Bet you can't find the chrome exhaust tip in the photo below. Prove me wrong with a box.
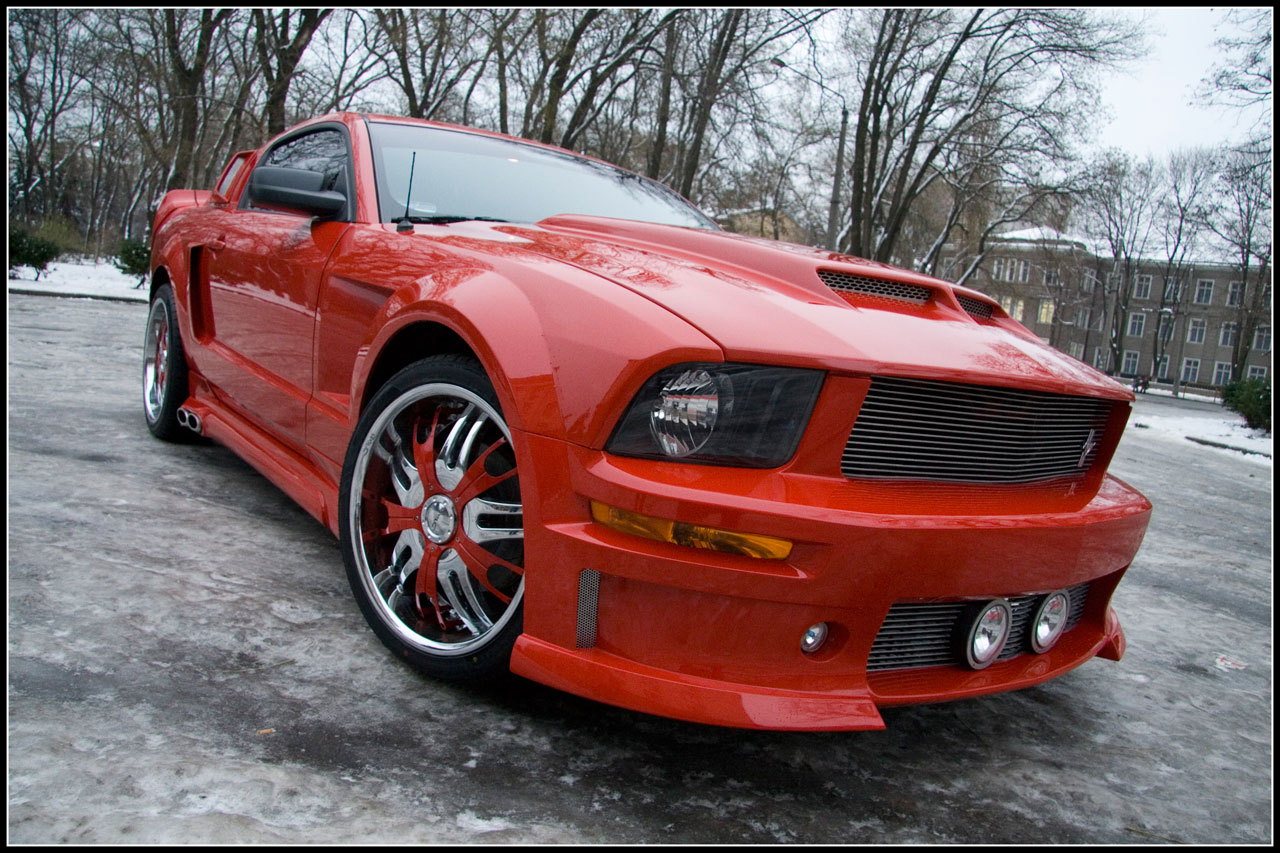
[177,407,202,435]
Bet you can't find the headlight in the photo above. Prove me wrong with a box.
[607,362,824,467]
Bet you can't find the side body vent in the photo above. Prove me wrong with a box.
[956,294,994,319]
[818,270,932,304]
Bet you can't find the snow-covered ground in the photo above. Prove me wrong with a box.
[1126,398,1272,463]
[8,257,149,302]
[9,257,1272,462]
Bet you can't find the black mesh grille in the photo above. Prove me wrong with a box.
[842,376,1115,483]
[867,584,1090,671]
[956,294,994,319]
[818,270,932,304]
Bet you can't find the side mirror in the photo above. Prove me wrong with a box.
[247,166,346,218]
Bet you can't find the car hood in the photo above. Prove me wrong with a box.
[445,214,1130,400]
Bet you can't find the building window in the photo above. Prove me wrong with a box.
[1213,362,1233,386]
[1254,325,1271,351]
[1122,351,1140,375]
[1228,280,1244,306]
[991,258,1004,280]
[1044,268,1059,287]
[1220,322,1238,347]
[1158,313,1174,342]
[1163,277,1182,302]
[1187,318,1206,344]
[1133,275,1151,299]
[1127,313,1145,337]
[1076,307,1090,327]
[1015,260,1029,283]
[1247,364,1268,379]
[999,295,1024,321]
[1195,279,1214,304]
[1157,354,1169,380]
[1181,358,1200,383]
[1094,348,1109,370]
[1038,301,1055,325]
[941,257,956,279]
[1069,342,1085,359]
[1081,270,1097,293]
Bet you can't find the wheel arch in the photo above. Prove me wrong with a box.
[358,320,478,414]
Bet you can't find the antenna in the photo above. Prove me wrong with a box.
[396,151,417,233]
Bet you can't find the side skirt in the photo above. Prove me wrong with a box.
[179,394,341,536]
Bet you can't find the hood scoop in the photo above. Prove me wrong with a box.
[817,269,932,305]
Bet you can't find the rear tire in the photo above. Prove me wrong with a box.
[142,284,190,441]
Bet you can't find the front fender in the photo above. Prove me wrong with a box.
[354,254,723,447]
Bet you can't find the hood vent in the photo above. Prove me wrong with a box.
[817,270,931,304]
[956,295,994,319]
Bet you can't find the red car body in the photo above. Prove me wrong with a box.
[146,113,1150,730]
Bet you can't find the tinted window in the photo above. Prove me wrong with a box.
[368,122,716,230]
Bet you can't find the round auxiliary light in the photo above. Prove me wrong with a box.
[801,622,829,655]
[1030,590,1071,653]
[649,368,732,457]
[965,600,1012,670]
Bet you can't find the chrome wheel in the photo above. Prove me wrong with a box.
[143,296,171,424]
[347,380,523,659]
[141,284,189,441]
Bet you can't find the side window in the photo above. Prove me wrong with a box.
[215,153,250,198]
[246,127,352,216]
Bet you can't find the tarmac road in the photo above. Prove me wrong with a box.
[7,293,1272,843]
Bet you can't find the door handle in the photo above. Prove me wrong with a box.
[207,238,226,252]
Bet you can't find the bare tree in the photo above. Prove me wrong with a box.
[1150,148,1216,392]
[252,9,332,135]
[835,8,1141,269]
[1204,150,1273,380]
[1079,151,1159,374]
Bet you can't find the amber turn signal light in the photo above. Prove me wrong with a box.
[590,500,793,560]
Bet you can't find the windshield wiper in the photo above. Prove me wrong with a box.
[401,215,511,224]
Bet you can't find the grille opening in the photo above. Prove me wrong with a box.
[956,294,994,319]
[843,376,1115,484]
[868,584,1090,671]
[817,270,932,304]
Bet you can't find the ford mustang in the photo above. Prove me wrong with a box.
[143,113,1151,730]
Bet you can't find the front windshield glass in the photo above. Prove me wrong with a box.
[367,121,718,230]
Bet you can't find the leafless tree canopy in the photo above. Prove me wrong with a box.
[6,5,1270,333]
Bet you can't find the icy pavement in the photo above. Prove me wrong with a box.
[7,286,1272,844]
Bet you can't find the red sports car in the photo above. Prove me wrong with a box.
[144,113,1150,730]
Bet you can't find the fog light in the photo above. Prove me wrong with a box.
[801,622,829,655]
[965,600,1012,669]
[1030,590,1071,653]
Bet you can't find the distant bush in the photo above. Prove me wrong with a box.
[1222,377,1271,432]
[116,238,150,286]
[32,216,84,257]
[9,224,62,280]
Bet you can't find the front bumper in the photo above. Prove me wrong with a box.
[510,432,1150,731]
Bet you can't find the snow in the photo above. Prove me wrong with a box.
[8,257,149,302]
[9,258,1271,463]
[1126,397,1272,463]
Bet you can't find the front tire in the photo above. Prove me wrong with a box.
[142,284,190,441]
[338,356,524,682]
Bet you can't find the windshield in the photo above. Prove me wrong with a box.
[367,121,718,230]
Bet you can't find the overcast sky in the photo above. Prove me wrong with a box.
[1094,7,1271,158]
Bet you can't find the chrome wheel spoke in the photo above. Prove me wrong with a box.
[436,549,494,635]
[462,497,524,545]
